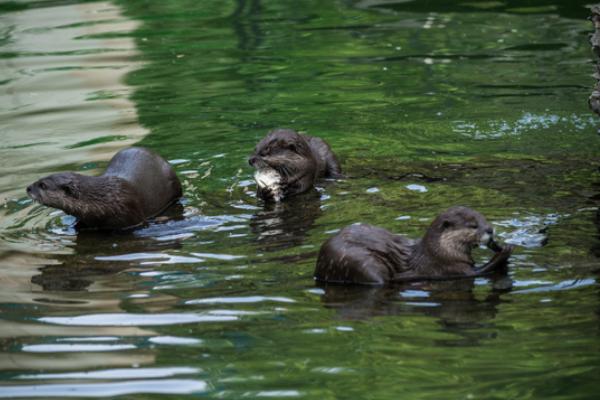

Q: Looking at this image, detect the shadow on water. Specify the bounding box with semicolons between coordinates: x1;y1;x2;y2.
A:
318;272;513;343
317;272;512;322
30;230;183;292
232;0;263;51
28;202;252;292
353;0;594;19
250;189;322;252
589;165;600;258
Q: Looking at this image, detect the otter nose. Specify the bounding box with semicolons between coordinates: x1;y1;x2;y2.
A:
485;226;493;235
248;156;258;166
26;185;33;194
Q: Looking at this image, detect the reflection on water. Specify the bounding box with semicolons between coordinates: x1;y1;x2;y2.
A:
0;379;208;398
39;312;242;326
1;0;600;398
0;3;148;363
0;1;146;228
318;276;508;329
250;190;322;251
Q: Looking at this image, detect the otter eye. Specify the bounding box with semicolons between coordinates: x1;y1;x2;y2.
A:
39;182;47;190
467;222;478;229
442;220;453;229
61;185;73;196
288;144;296;152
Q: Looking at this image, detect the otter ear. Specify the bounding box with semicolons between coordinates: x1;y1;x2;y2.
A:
466;221;479;229
441;220;454;230
260;146;270;156
60;183;78;198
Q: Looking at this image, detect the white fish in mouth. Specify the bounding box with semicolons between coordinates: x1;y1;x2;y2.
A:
254;168;283;202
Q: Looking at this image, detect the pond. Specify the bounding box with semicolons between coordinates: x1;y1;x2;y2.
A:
1;0;599;398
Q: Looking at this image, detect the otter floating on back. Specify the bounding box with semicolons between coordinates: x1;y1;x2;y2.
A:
249;128;342;202
27;147;182;230
315;206;514;285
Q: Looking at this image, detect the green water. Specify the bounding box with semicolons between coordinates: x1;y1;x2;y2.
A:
1;0;600;398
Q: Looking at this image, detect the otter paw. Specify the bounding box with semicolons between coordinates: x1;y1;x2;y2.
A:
257;187;273;200
257;187;283;202
282;182;297;197
493;243;514;264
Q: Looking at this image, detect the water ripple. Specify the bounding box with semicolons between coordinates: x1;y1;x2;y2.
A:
135;215;248;239
95;252;204;264
16;367;200;380
189;252;244;260
22;344;136;353
453;113;597;139
495;213;562;248
148;336;203;346
38;312;241;326
186;296;296;305
0;379;207;398
513;278;596;294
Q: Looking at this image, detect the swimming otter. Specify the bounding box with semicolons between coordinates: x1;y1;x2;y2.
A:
248;128;342;201
27;147;182;230
315;206;514;285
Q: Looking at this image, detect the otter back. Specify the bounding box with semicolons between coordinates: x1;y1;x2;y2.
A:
315;224;414;285
104;147;182;218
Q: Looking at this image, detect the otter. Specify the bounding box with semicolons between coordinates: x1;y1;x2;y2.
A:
248;128;342;202
314;206;514;285
27;147;182;230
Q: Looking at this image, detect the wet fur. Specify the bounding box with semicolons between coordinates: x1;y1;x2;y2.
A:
249;128;342;201
27;147;182;230
315;206;512;285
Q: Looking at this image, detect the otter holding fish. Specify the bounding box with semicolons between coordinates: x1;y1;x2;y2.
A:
27;147;182;230
315;206;514;285
249;128;342;202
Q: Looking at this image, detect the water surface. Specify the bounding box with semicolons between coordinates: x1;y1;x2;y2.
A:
1;0;599;398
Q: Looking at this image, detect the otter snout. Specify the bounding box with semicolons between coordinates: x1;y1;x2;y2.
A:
26;183;40;201
249;155;270;169
479;225;494;247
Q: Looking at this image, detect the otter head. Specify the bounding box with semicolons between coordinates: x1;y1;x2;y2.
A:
423;206;494;264
249;129;317;201
27;173;82;215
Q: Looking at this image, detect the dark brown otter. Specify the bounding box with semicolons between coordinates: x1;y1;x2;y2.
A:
248;128;342;201
27;147;182;230
315;206;514;285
